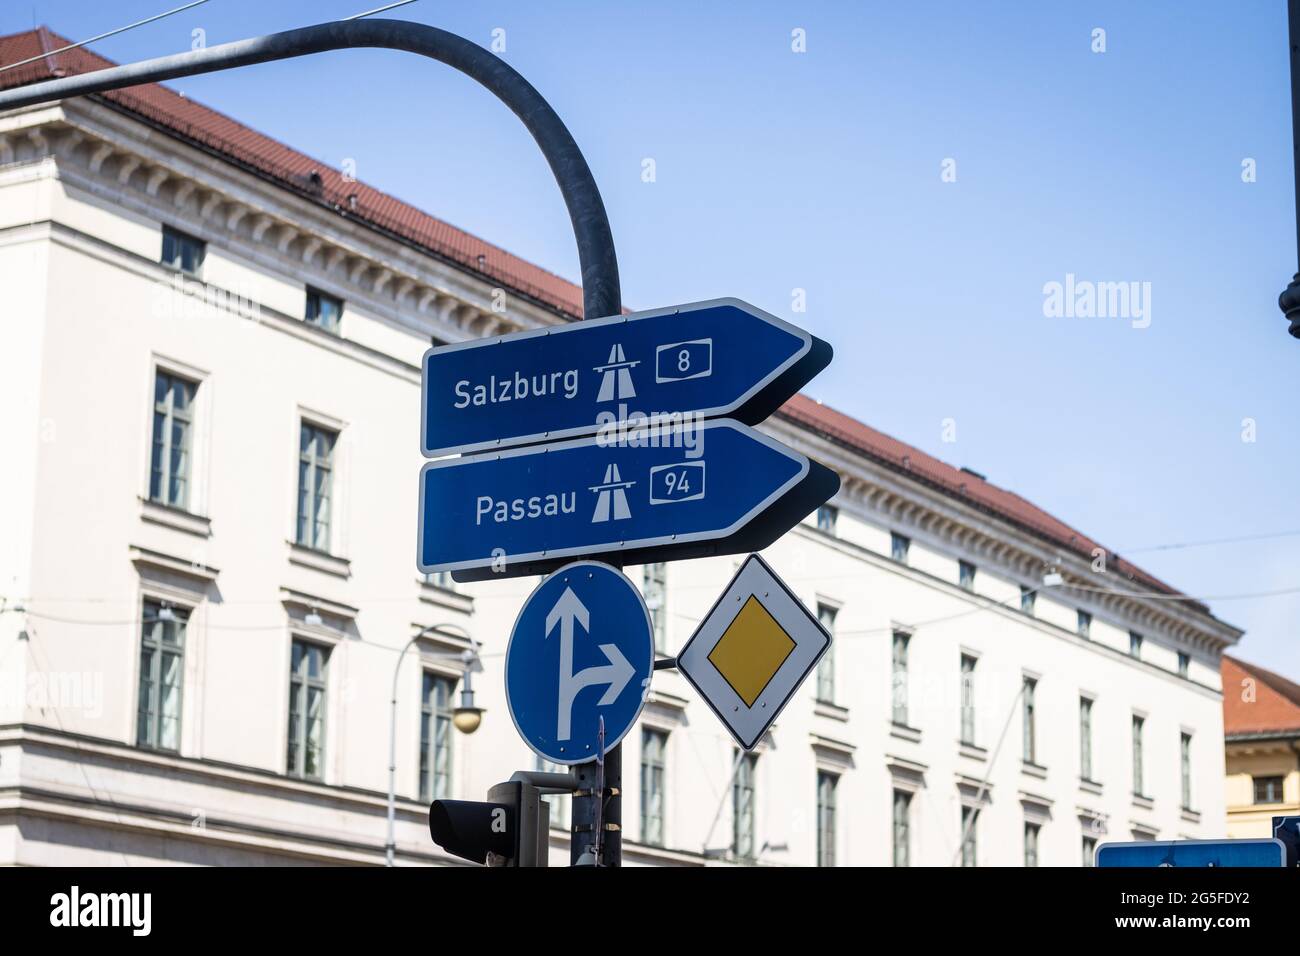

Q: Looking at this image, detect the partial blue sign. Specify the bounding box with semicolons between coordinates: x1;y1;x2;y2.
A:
420;298;826;457
417;419;808;576
1096;838;1287;868
505;561;654;765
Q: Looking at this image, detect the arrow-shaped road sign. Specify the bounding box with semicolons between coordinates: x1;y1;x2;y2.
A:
418;418;839;581
421;298;831;457
545;586;635;740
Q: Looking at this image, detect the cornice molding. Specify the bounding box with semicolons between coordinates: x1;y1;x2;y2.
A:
3;102;567;351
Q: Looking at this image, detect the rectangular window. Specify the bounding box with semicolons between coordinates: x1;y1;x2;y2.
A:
960;654;977;745
1020;585;1036;615
890;532;910;564
161;225;205;276
1253;775;1285;804
1131;714;1145;797
1129;631;1143;658
1177;652;1190;678
892;789;911;867
1024;822;1040;867
296;422;337;551
1080;697;1094;781
1022;677;1037;765
537;756;570;831
891;630;910;725
732;751;757;860
816;504;838;533
816;604;837;703
149;370;196;510
959;560;976;590
640;728;667;847
1082;835;1097;867
816;771;838;867
1180;732;1193;811
960;805;978;867
1077;610;1092;638
424;570;455;591
136;599;187;751
305;287;343;332
286;639;329;780
644;562;668;654
419;673;455;802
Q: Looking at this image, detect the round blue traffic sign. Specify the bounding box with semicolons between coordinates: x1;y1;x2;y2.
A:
506;561;654;765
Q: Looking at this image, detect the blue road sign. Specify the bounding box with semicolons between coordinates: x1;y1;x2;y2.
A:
505;561;654;765
417;418;826;579
1096;838;1287;867
420;298;831;457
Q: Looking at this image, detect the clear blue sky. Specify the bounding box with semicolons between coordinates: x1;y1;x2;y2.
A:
5;1;1296;675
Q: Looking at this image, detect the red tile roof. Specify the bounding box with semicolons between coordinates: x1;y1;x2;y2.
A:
0;27;1224;618
778;394;1207;609
1222;656;1300;737
0;27;588;319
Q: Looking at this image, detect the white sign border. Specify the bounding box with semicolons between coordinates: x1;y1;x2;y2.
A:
676;553;831;751
415;419;810;575
419;297;813;458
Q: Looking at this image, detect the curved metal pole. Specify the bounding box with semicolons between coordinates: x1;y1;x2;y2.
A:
0;18;621;319
387;622;474;867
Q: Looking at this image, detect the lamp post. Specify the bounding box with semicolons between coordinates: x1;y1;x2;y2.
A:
385;622;482;867
1279;0;1300;337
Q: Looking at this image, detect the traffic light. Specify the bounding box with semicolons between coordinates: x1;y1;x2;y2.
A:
428;781;549;866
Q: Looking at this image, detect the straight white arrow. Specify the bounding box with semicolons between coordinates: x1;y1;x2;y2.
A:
545;586;637;742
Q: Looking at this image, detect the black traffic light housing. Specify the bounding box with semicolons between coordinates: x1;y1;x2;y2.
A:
429;781;549;866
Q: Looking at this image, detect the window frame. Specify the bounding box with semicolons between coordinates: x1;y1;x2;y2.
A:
1024;821;1041;867
1131;714;1146;797
891;629;910;725
816;770;838;867
286;637;330;781
1253;775;1285;805
420;671;457;802
160;225;206;277
148;369;197;511
732;750;757;861
890;531;910;564
816;504;838;533
1077;610;1092;638
296;420;338;552
960;653;978;745
815;603;838;704
305;286;344;333
640;727;668;847
892;788;911;867
1022;676;1038;765
960;805;978;867
136;598;189;752
958;559;976;591
643;562;668;654
1079;696;1095;782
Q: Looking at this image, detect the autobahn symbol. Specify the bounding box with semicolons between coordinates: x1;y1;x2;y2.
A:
506;561;653;765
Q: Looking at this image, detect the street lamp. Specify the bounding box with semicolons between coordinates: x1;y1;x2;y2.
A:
1280;0;1300;337
386;621;482;867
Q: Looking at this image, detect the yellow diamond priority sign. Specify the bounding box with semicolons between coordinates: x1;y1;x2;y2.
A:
677;554;831;750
